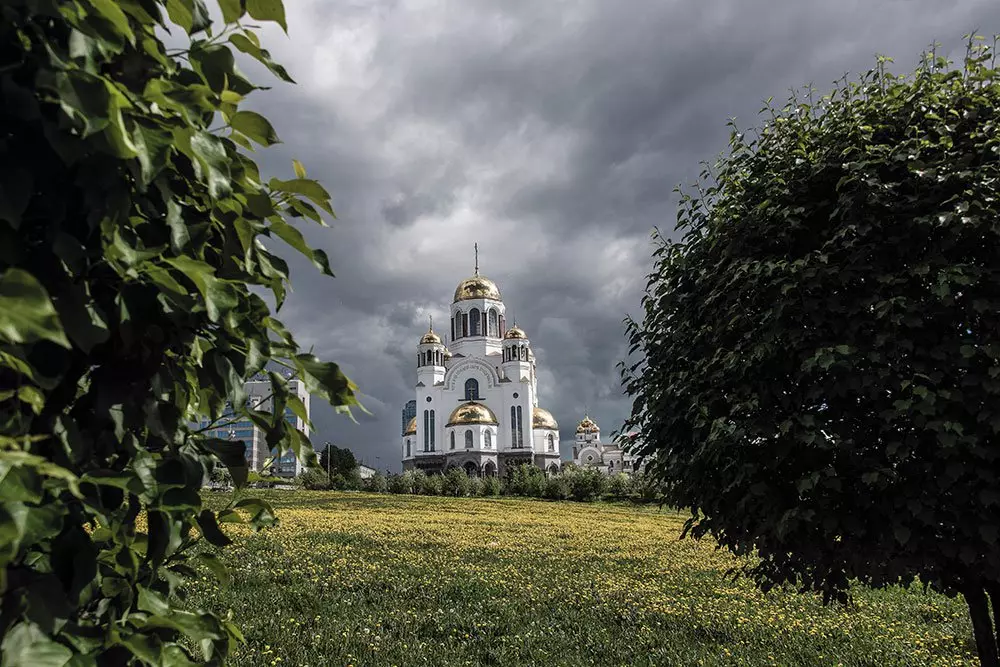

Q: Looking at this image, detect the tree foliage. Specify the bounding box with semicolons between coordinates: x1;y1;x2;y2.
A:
622;39;1000;664
0;0;359;663
319;443;357;478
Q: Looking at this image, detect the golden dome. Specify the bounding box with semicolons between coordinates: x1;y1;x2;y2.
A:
446;402;498;427
420;330;442;345
576;415;599;433
403;416;417;436
504;326;527;340
454;274;502;302
532;407;558;430
444;348;452;358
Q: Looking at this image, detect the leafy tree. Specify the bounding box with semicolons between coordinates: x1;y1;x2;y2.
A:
319;442;358;477
418;473;443;496
0;1;359;663
365;471;388;493
386;473;410;495
298;468;330;491
480;475;501;496
542;474;570;500
442;467;471;497
504;463;545;497
563;466;607;502
606;472;630;499
622;39;1000;665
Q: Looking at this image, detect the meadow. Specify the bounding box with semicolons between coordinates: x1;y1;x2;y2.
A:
190;491;977;666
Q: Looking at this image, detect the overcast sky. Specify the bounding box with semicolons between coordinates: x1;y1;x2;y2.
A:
234;0;999;471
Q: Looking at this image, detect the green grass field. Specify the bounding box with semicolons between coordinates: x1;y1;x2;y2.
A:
190;491;977;666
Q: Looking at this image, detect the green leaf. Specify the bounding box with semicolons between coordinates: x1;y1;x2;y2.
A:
268;178;333;214
0;622;73;667
230;111;280;147
53;283;109;354
196;509;232;547
189;131;232;200
292;159;306;178
198;551;232;587
268;220;332;275
165;0;212;34
229;34;295;84
246;0;287;31
0;269;71;348
218;0;245;23
164;257;237;322
203;438;249;488
89;0;137;45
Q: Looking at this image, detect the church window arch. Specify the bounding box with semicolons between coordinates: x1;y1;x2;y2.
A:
451;316;456;341
510;407;517;447
406;439;411;457
465;429;473;449
450;431;455;450
423;411;429;452
485;430;492;448
547;433;554;452
516;406;523;447
462;312;468;337
488;309;499;337
470;308;481;336
464;378;480;400
430;410;436;449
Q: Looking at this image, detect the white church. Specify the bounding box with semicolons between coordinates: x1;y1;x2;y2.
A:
400;251;643;477
401;254;563;477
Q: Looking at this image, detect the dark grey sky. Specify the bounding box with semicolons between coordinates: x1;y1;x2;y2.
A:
237;0;998;471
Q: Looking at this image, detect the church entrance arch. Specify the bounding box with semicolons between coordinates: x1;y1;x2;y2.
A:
463;461;479;477
483;461;497;477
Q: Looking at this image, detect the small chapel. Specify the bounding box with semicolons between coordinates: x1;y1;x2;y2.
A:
401;248;561;477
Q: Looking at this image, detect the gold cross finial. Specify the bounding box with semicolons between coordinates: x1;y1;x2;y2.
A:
428;315;433;332
474;242;479;275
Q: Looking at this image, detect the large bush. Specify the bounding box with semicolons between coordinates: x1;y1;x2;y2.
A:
505;464;545;497
298;468;331;491
0;1;360;663
565;466;608;502
365;471;388;493
622;40;1000;664
442;467;471;497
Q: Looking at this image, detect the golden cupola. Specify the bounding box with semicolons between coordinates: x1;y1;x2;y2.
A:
503;325;527;340
532;407;558;431
403;416;417;436
446;402;499;427
576;415;599;434
419;316;443;345
453;243;502;302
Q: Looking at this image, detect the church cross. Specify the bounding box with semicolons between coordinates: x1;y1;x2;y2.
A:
474;242;479;275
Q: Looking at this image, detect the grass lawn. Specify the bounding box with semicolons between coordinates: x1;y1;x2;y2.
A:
190;491;976;666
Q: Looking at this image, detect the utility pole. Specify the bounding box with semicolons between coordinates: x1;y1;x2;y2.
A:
324;441;331;478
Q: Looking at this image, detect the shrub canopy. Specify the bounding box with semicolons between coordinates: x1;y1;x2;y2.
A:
622;40;1000;663
0;0;358;663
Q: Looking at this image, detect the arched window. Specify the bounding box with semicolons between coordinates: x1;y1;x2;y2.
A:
450;431;455;450
406;439;411;457
485;430;492;448
423;410;429;452
451;316;456;341
465;429;473;449
547;433;554;452
470;308;481;336
462;312;468;337
464;378;479;400
516;406;523;447
488;309;499;337
510;407;517;447
430;410;435;449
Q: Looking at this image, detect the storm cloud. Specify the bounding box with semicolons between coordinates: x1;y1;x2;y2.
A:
233;0;999;470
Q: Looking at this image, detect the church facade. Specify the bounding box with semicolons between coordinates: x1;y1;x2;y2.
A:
572;415;641;475
401;260;561;477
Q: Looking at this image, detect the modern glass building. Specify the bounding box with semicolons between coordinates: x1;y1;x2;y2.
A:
401;399;417;436
198;371;311;478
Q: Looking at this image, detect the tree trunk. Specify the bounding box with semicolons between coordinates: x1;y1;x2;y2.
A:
989;582;1000;661
965;585;999;667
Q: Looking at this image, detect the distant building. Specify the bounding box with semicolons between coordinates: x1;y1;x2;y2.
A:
401;399;417;436
198;371;311;478
401;253;561;477
358;464;377;479
572;415;640;475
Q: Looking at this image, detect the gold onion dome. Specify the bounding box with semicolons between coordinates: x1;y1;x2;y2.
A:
420;330;442;345
403;416;417;435
504;326;527;340
444;348;452;358
532;407;558;430
454;275;502;302
576;415;599;433
447;402;498;427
